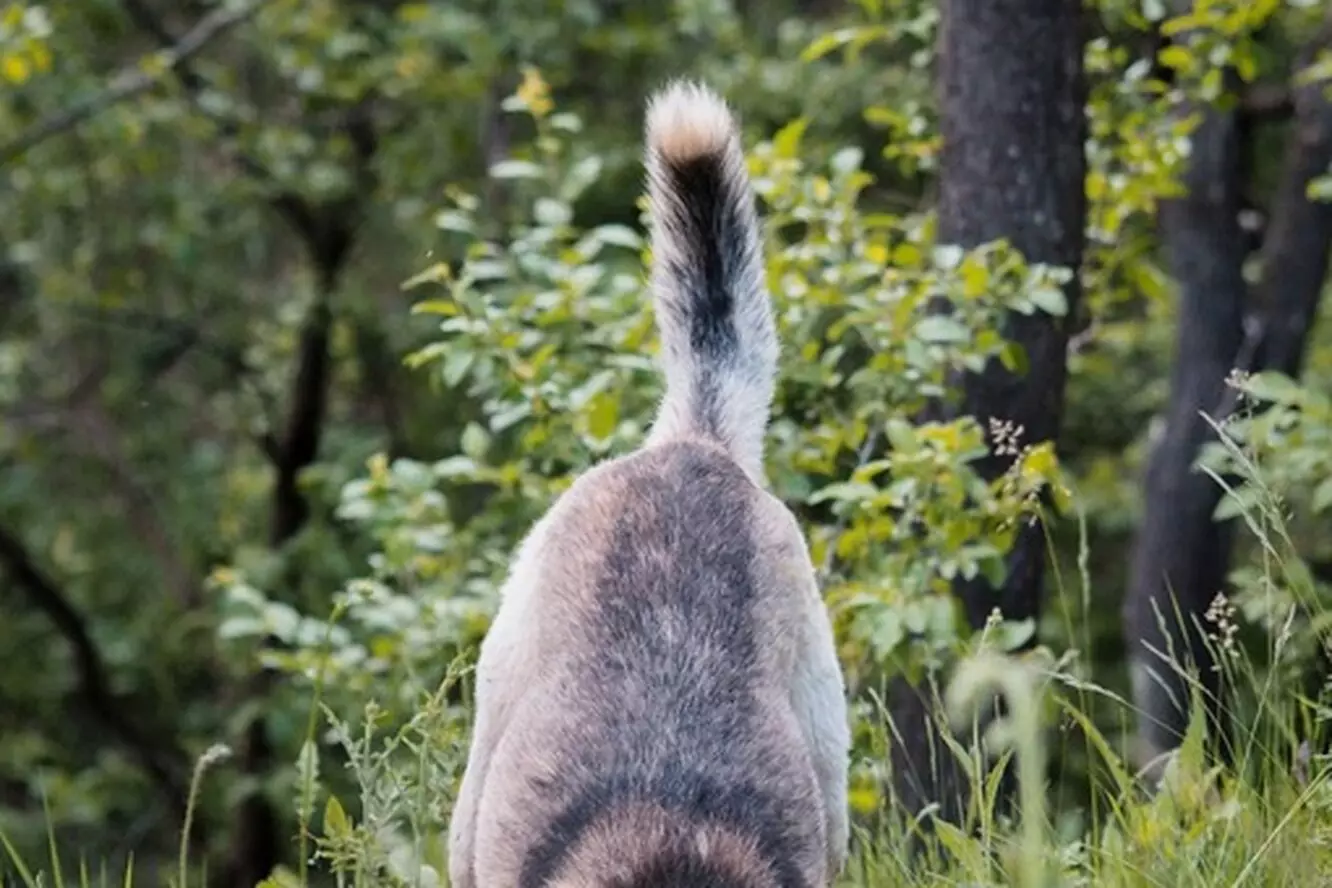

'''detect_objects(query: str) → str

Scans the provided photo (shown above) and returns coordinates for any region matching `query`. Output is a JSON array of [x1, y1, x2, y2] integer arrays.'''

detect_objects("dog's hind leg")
[[446, 518, 551, 888], [782, 520, 852, 880]]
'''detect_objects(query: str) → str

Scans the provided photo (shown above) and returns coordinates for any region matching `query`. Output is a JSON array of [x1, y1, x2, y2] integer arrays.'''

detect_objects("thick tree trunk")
[[889, 0, 1087, 824], [1124, 19, 1332, 781], [1123, 99, 1247, 777]]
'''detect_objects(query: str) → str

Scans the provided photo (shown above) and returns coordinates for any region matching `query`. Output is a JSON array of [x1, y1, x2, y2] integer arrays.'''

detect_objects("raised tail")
[[643, 80, 778, 480]]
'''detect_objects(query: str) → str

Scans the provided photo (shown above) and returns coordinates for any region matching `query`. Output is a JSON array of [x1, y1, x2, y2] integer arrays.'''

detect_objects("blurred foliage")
[[0, 0, 1331, 883]]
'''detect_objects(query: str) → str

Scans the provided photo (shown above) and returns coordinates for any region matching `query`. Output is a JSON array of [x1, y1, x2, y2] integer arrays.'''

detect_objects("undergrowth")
[[5, 457, 1332, 888]]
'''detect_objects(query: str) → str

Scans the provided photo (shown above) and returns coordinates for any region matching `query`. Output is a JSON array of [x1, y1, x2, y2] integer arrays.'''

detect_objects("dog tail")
[[643, 80, 778, 480]]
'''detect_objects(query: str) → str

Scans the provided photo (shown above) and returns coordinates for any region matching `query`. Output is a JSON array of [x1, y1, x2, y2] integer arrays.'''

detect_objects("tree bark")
[[1123, 97, 1247, 777], [890, 0, 1087, 824], [1124, 17, 1332, 782]]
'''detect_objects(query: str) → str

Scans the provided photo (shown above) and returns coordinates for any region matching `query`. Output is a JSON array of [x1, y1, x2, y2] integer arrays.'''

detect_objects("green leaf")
[[441, 350, 475, 387], [771, 117, 809, 159], [999, 342, 1029, 375], [466, 259, 510, 282], [461, 422, 491, 460], [808, 481, 879, 506], [585, 392, 619, 440], [932, 244, 964, 270], [981, 555, 1007, 590], [884, 417, 917, 453], [434, 455, 479, 478], [800, 28, 858, 63], [830, 146, 863, 176], [218, 616, 266, 640], [595, 224, 643, 250], [434, 210, 475, 234], [1307, 173, 1332, 202], [1029, 284, 1068, 316], [563, 155, 603, 201], [323, 795, 351, 838], [1243, 371, 1304, 406], [489, 159, 543, 180], [295, 741, 320, 809], [915, 315, 970, 344], [256, 867, 303, 888], [548, 112, 583, 132], [1158, 45, 1195, 74], [534, 198, 572, 227], [991, 617, 1036, 652], [869, 608, 905, 657], [1213, 483, 1262, 521], [1312, 477, 1332, 514], [960, 257, 989, 298]]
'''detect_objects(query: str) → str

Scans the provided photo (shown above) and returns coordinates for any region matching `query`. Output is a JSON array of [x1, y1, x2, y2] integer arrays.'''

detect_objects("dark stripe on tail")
[[658, 151, 745, 362]]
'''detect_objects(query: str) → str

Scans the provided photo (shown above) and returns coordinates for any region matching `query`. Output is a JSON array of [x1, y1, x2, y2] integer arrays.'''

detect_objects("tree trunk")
[[1123, 97, 1247, 778], [890, 0, 1087, 824], [1124, 17, 1332, 782]]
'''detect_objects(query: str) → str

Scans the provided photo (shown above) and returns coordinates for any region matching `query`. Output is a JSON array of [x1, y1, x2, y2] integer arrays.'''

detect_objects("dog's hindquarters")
[[465, 444, 835, 888], [643, 82, 777, 481]]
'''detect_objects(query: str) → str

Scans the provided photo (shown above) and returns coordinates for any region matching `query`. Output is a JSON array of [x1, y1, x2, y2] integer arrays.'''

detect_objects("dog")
[[446, 80, 850, 888]]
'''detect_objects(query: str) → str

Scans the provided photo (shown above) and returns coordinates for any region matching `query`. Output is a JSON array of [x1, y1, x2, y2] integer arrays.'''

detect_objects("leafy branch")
[[0, 0, 265, 165]]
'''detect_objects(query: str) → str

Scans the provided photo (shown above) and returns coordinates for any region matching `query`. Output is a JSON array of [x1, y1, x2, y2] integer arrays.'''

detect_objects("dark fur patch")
[[518, 443, 809, 888], [521, 769, 805, 888], [604, 840, 759, 888], [658, 152, 752, 437], [660, 152, 744, 361]]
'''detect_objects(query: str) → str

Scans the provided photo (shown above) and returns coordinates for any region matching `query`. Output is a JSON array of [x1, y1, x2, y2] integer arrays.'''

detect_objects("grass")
[[5, 429, 1332, 888], [7, 641, 1329, 887]]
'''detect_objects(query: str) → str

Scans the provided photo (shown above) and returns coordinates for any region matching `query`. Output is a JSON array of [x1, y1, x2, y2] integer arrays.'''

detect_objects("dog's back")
[[448, 82, 849, 888]]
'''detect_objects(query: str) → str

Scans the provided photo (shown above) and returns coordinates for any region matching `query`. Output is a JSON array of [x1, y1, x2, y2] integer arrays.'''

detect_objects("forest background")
[[4, 0, 1332, 885]]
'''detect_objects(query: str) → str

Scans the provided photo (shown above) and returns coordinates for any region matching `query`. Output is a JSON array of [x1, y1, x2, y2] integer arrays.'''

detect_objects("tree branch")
[[114, 0, 327, 242], [49, 302, 287, 461], [0, 522, 189, 814], [1250, 17, 1332, 378], [0, 1, 263, 165], [270, 300, 333, 543]]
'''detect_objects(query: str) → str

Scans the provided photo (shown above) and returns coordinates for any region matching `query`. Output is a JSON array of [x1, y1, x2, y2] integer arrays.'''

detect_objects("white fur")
[[645, 81, 738, 166]]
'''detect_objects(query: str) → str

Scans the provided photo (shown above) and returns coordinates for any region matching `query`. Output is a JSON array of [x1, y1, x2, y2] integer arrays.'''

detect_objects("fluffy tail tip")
[[645, 80, 740, 166]]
